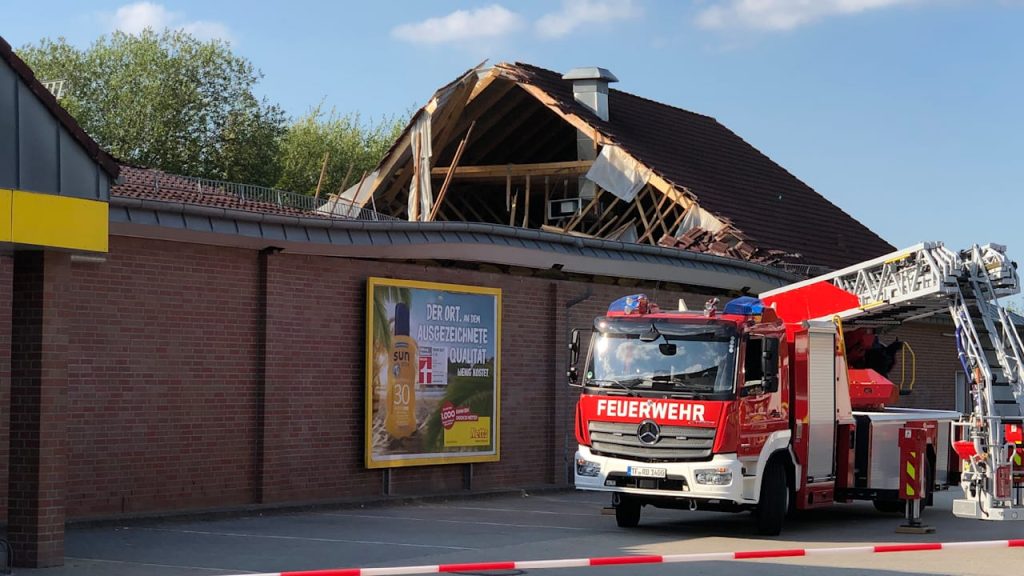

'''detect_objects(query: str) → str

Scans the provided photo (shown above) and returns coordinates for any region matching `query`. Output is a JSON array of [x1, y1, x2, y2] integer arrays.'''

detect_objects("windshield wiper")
[[651, 373, 719, 398], [653, 366, 719, 381], [587, 378, 643, 396]]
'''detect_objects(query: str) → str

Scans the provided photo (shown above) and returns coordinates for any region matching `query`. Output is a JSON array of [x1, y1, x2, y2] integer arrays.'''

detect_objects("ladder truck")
[[568, 242, 1024, 533], [764, 242, 1024, 521]]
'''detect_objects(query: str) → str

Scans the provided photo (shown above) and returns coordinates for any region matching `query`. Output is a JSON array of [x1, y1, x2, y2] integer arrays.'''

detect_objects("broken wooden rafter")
[[635, 188, 654, 244], [428, 121, 476, 222], [607, 219, 637, 241], [522, 175, 531, 228], [512, 81, 609, 148], [563, 187, 604, 233], [637, 190, 672, 245], [584, 196, 621, 236], [594, 199, 638, 239], [430, 65, 482, 156]]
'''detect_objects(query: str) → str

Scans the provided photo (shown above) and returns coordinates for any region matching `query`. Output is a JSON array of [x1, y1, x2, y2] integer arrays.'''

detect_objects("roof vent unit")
[[547, 197, 582, 221], [562, 67, 618, 121], [562, 67, 618, 203]]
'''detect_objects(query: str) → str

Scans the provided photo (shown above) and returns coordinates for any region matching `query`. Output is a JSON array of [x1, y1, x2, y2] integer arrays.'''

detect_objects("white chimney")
[[562, 67, 618, 202]]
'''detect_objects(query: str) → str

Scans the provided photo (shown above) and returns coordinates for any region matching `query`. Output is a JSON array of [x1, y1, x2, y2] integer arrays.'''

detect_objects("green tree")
[[18, 30, 286, 186], [276, 104, 404, 196]]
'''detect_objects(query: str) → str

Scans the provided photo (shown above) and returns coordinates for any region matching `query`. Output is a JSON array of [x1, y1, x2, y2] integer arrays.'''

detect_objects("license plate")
[[627, 466, 667, 479]]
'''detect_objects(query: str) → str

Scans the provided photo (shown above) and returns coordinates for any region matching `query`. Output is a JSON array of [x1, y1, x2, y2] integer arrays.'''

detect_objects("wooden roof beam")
[[430, 72, 479, 158], [470, 104, 555, 164], [434, 79, 518, 164], [430, 160, 593, 179], [460, 91, 534, 162]]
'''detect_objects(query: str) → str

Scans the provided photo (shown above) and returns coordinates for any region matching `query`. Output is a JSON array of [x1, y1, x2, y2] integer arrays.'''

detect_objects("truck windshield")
[[585, 320, 738, 399]]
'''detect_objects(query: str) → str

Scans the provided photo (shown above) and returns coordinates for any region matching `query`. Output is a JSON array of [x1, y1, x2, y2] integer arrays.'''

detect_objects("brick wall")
[[888, 322, 960, 410], [65, 237, 259, 517], [10, 252, 71, 567], [0, 256, 13, 520]]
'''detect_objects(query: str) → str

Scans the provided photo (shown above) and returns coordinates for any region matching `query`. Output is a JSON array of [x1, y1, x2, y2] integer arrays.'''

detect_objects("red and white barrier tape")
[[240, 539, 1024, 576]]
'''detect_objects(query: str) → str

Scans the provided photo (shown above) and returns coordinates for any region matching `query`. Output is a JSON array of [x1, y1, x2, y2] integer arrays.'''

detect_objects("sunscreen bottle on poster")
[[386, 303, 418, 439]]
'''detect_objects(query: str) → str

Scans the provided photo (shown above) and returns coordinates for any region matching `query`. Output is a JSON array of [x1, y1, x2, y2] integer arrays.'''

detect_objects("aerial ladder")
[[762, 242, 1024, 520]]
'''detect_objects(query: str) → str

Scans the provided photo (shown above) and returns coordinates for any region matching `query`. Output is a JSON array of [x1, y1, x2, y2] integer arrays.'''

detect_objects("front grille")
[[604, 473, 689, 491], [588, 421, 715, 462]]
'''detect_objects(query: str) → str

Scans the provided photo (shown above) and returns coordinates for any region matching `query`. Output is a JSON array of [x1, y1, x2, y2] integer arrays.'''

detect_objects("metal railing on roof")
[[147, 171, 398, 222]]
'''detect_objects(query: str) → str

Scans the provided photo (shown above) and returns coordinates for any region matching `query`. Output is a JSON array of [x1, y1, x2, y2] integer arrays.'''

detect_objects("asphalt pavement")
[[19, 487, 1024, 576]]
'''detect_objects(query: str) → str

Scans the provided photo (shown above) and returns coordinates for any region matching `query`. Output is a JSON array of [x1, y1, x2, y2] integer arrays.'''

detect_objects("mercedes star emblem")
[[637, 419, 661, 445]]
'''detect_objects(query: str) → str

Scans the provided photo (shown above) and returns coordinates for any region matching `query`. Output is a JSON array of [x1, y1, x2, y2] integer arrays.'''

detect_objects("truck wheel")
[[756, 459, 787, 536], [615, 498, 641, 528]]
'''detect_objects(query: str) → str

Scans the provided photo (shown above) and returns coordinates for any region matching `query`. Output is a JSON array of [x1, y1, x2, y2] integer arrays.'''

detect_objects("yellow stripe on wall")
[[0, 189, 12, 242], [6, 189, 108, 253]]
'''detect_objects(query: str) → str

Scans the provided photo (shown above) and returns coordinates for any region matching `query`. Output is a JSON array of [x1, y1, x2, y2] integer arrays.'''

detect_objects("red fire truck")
[[569, 243, 1024, 534]]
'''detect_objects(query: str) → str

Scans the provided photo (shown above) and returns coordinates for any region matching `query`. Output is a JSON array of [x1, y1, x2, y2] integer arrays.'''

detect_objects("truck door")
[[739, 335, 785, 460]]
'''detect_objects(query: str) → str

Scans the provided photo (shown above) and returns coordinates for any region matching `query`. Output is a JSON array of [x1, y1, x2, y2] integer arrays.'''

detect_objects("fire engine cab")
[[569, 242, 1024, 534]]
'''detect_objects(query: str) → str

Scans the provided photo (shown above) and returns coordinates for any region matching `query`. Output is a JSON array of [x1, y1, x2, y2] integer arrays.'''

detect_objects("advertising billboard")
[[365, 277, 501, 468]]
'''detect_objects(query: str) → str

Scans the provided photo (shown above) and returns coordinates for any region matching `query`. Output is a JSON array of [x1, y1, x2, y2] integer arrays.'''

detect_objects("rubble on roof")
[[657, 226, 795, 266]]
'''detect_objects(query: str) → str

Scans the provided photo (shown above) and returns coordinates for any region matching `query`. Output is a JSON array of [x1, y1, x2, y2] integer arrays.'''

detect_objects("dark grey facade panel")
[[282, 225, 307, 242], [0, 62, 16, 189], [520, 239, 542, 251], [388, 231, 411, 245], [261, 223, 286, 241], [129, 207, 159, 226], [17, 82, 59, 194], [306, 228, 330, 244], [155, 211, 187, 229], [236, 220, 261, 238], [59, 129, 101, 199], [109, 205, 129, 222], [184, 214, 213, 231], [347, 230, 373, 245], [325, 229, 347, 244], [1, 59, 112, 198], [211, 218, 238, 235]]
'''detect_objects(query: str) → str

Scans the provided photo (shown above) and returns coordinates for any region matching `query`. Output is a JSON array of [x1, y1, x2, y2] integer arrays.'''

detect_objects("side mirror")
[[567, 366, 580, 386], [568, 329, 583, 387], [762, 338, 780, 393], [569, 328, 581, 367], [741, 380, 764, 397]]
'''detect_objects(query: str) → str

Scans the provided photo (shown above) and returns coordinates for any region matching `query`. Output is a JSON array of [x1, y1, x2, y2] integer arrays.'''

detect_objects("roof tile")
[[113, 165, 323, 219]]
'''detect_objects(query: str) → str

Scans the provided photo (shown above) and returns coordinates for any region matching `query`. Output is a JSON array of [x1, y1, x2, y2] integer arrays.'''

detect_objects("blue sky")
[[4, 1, 1024, 300]]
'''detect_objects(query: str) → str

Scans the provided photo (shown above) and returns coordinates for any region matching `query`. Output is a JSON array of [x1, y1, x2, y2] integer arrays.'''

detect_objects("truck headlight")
[[576, 458, 601, 477], [695, 468, 732, 485]]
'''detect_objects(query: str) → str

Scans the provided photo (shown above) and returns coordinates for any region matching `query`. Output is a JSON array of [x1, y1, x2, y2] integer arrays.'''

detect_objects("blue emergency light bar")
[[723, 296, 764, 316], [608, 294, 653, 315]]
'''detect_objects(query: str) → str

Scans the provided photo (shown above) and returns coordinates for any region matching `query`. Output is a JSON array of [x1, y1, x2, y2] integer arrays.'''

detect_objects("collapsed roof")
[[341, 62, 894, 272]]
